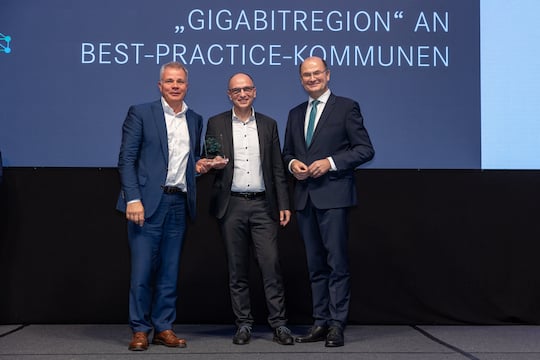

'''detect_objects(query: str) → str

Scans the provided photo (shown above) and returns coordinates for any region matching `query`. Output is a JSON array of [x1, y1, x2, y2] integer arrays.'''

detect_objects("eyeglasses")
[[301, 69, 328, 79], [228, 86, 255, 95]]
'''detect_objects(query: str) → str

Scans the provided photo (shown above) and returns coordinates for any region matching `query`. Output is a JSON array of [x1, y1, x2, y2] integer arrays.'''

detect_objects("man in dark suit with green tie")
[[283, 56, 374, 347]]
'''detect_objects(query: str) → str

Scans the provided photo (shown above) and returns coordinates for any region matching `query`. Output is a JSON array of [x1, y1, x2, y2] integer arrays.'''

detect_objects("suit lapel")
[[256, 114, 266, 163], [222, 112, 234, 161], [185, 110, 197, 153], [218, 113, 235, 185], [184, 110, 197, 191], [310, 94, 336, 146], [152, 101, 169, 165], [298, 102, 309, 150]]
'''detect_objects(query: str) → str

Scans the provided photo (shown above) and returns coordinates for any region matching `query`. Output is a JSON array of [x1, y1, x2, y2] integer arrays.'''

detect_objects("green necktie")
[[306, 100, 319, 146]]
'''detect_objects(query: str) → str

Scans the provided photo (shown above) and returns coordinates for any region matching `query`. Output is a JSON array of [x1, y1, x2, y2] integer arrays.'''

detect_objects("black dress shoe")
[[232, 325, 252, 345], [325, 326, 344, 347], [273, 326, 294, 345], [295, 325, 328, 343]]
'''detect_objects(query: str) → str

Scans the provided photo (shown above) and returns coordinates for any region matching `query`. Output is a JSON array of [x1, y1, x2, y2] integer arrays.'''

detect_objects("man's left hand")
[[308, 159, 331, 178], [279, 210, 291, 227]]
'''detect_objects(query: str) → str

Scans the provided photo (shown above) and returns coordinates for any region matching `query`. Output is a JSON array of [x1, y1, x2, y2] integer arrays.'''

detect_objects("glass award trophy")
[[204, 134, 225, 159]]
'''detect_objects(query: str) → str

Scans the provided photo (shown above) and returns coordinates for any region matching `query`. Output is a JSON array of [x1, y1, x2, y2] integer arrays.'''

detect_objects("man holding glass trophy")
[[196, 73, 293, 346]]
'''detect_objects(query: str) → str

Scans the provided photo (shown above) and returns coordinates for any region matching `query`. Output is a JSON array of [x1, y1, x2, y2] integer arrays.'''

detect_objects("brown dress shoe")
[[128, 332, 148, 351], [152, 329, 187, 348]]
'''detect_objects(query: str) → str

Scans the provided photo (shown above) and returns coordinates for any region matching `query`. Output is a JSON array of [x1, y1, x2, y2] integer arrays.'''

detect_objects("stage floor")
[[1, 324, 539, 359]]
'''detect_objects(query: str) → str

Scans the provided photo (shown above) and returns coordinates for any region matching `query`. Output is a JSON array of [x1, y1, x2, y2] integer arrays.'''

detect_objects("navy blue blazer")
[[282, 93, 374, 210], [116, 100, 203, 220]]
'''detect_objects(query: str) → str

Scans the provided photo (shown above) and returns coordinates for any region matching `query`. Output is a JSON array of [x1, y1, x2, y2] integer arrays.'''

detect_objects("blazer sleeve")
[[268, 118, 290, 211], [118, 105, 144, 202], [331, 100, 374, 171]]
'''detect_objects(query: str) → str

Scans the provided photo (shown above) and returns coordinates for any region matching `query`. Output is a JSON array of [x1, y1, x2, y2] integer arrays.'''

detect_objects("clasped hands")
[[291, 159, 330, 180], [196, 156, 229, 174]]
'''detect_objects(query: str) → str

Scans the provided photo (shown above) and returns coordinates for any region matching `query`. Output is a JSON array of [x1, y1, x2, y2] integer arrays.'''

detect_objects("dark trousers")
[[127, 192, 186, 333], [219, 196, 287, 329], [297, 200, 350, 329]]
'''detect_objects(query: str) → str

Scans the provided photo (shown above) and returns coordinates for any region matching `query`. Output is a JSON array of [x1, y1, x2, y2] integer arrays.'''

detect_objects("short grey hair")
[[159, 61, 189, 81]]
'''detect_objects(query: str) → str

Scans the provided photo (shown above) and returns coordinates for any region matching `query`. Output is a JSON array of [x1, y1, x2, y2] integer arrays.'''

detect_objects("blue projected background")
[[0, 0, 536, 169]]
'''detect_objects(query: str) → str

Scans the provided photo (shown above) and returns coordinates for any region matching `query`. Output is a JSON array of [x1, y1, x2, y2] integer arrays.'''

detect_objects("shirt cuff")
[[288, 159, 296, 173], [327, 157, 337, 171], [289, 158, 337, 171]]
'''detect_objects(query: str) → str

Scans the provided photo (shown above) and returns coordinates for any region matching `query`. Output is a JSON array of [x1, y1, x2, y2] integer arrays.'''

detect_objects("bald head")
[[227, 73, 257, 118]]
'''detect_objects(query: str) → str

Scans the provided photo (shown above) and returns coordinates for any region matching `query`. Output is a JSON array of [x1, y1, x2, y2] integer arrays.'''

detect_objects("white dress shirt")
[[288, 89, 337, 172], [230, 108, 265, 193], [162, 97, 190, 191], [304, 89, 331, 139]]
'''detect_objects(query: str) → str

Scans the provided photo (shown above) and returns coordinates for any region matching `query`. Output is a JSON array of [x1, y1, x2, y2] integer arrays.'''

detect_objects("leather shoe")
[[295, 325, 328, 343], [152, 329, 187, 348], [128, 332, 148, 351], [325, 326, 344, 347], [232, 325, 252, 345], [273, 326, 294, 345]]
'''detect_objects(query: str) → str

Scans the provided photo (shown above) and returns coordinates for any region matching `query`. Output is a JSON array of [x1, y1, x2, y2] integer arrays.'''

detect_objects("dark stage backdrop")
[[1, 168, 540, 325]]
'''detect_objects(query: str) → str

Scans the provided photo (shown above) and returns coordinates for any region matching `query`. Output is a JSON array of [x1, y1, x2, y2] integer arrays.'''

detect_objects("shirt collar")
[[232, 107, 255, 123], [161, 97, 188, 116], [309, 89, 331, 105]]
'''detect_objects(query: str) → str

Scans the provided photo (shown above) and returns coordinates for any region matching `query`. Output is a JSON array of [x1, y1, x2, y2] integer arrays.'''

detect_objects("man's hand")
[[196, 156, 229, 174], [210, 156, 229, 169], [291, 160, 310, 180], [279, 210, 291, 227], [126, 201, 145, 226], [196, 158, 212, 174], [308, 159, 331, 178]]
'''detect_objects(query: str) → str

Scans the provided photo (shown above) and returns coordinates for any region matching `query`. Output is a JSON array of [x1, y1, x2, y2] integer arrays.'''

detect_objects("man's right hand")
[[291, 159, 310, 180], [126, 201, 145, 226]]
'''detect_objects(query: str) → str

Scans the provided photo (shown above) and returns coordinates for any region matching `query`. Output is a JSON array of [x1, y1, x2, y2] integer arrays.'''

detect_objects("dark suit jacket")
[[116, 100, 203, 220], [282, 93, 374, 210], [204, 110, 290, 220]]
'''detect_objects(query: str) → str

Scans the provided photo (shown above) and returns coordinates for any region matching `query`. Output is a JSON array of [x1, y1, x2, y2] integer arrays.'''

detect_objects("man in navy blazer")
[[283, 56, 374, 347], [117, 62, 208, 351]]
